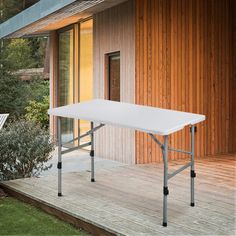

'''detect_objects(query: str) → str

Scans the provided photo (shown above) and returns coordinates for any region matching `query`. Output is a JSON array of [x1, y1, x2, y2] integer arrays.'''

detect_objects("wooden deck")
[[1, 154, 235, 235]]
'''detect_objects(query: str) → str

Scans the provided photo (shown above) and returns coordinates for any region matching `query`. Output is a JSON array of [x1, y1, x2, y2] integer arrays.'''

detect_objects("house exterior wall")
[[93, 0, 135, 164], [231, 0, 236, 152], [48, 0, 234, 164], [135, 0, 235, 163]]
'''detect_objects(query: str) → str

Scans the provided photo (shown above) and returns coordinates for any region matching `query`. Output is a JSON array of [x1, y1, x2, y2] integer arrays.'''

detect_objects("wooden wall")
[[135, 0, 234, 163], [231, 0, 236, 152], [93, 0, 135, 164]]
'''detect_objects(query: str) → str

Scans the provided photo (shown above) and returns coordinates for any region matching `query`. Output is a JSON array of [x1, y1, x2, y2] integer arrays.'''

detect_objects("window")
[[106, 52, 120, 102], [79, 19, 93, 143], [58, 28, 74, 143], [57, 20, 93, 146]]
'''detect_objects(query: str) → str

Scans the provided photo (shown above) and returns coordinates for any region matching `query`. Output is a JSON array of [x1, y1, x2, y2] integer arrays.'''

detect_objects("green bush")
[[0, 120, 54, 180], [25, 96, 49, 128]]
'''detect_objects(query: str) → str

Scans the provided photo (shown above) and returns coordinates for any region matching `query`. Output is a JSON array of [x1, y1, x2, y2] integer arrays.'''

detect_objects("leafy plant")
[[0, 120, 54, 180], [25, 96, 49, 128]]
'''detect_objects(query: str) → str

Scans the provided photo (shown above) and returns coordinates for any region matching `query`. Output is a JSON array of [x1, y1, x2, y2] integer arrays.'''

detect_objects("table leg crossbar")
[[57, 118, 105, 196], [149, 125, 196, 227]]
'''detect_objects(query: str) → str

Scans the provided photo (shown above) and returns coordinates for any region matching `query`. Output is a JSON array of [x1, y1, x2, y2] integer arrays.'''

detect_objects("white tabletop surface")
[[48, 99, 205, 135]]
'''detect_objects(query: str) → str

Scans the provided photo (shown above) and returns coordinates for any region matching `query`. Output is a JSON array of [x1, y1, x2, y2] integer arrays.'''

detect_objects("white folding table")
[[48, 99, 205, 227]]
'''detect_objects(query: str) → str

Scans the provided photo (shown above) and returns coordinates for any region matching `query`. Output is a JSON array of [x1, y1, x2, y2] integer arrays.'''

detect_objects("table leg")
[[57, 117, 62, 196], [163, 135, 169, 227], [190, 125, 196, 206], [90, 122, 95, 182]]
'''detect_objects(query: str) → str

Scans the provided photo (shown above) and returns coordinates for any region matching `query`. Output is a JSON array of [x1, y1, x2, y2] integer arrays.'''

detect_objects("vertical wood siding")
[[93, 0, 135, 164], [231, 0, 236, 152], [135, 0, 234, 163], [230, 0, 236, 152]]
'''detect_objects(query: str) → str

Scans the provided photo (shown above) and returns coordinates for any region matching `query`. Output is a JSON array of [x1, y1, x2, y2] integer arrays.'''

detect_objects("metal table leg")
[[90, 122, 95, 182], [162, 135, 169, 227], [190, 125, 196, 206], [57, 117, 62, 196]]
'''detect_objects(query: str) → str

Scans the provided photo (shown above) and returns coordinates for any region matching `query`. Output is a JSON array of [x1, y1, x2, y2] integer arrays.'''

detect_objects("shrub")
[[25, 96, 49, 128], [0, 120, 54, 180]]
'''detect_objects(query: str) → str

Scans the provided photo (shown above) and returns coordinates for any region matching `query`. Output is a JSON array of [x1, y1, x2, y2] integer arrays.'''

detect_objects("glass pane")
[[109, 53, 120, 101], [79, 19, 93, 144], [58, 29, 74, 143]]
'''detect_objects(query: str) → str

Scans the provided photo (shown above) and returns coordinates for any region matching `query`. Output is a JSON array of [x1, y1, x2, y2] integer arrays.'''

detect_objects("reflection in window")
[[79, 19, 93, 143], [108, 52, 120, 102], [58, 29, 74, 143]]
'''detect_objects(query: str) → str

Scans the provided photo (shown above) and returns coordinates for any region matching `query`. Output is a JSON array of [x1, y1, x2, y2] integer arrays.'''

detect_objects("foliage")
[[0, 0, 24, 24], [3, 39, 34, 70], [25, 96, 49, 128], [2, 38, 47, 70], [0, 2, 49, 121], [0, 69, 49, 120], [28, 37, 48, 68], [0, 1, 46, 70], [26, 77, 50, 102], [0, 198, 86, 235], [0, 120, 54, 180], [0, 67, 29, 117], [0, 0, 39, 24]]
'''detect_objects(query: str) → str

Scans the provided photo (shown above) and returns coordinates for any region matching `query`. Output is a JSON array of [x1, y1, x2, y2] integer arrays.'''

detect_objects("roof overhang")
[[0, 0, 127, 39]]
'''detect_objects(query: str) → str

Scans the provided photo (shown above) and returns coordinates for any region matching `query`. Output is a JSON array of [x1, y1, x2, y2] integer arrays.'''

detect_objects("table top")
[[48, 99, 205, 135]]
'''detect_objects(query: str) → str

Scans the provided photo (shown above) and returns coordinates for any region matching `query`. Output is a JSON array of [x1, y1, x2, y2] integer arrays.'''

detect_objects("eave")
[[0, 0, 127, 39]]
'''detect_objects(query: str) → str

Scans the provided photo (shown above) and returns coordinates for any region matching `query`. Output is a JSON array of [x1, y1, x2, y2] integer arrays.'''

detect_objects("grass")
[[0, 197, 88, 235]]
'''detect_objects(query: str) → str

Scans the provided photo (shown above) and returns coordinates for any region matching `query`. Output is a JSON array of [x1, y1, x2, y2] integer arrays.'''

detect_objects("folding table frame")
[[57, 117, 196, 227]]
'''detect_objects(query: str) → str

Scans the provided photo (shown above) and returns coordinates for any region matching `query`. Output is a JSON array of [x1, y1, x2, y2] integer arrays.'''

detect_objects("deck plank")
[[1, 155, 235, 235]]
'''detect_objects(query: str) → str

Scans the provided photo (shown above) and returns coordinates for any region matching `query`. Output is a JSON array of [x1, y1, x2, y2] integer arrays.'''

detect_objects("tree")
[[0, 0, 24, 24], [0, 0, 47, 70], [0, 66, 29, 117], [28, 37, 48, 68], [3, 39, 33, 70], [0, 0, 39, 24], [0, 0, 49, 120]]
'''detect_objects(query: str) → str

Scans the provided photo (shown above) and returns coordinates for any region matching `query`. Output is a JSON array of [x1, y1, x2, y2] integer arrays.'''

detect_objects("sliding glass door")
[[79, 19, 93, 144], [58, 28, 74, 143], [57, 19, 93, 146]]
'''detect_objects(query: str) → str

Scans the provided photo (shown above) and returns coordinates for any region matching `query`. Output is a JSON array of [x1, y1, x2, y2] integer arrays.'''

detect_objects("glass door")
[[57, 20, 93, 147], [79, 19, 93, 144], [58, 28, 74, 144]]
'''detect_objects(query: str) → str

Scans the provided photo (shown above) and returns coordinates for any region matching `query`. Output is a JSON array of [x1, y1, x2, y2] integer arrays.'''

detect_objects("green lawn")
[[0, 197, 88, 235]]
